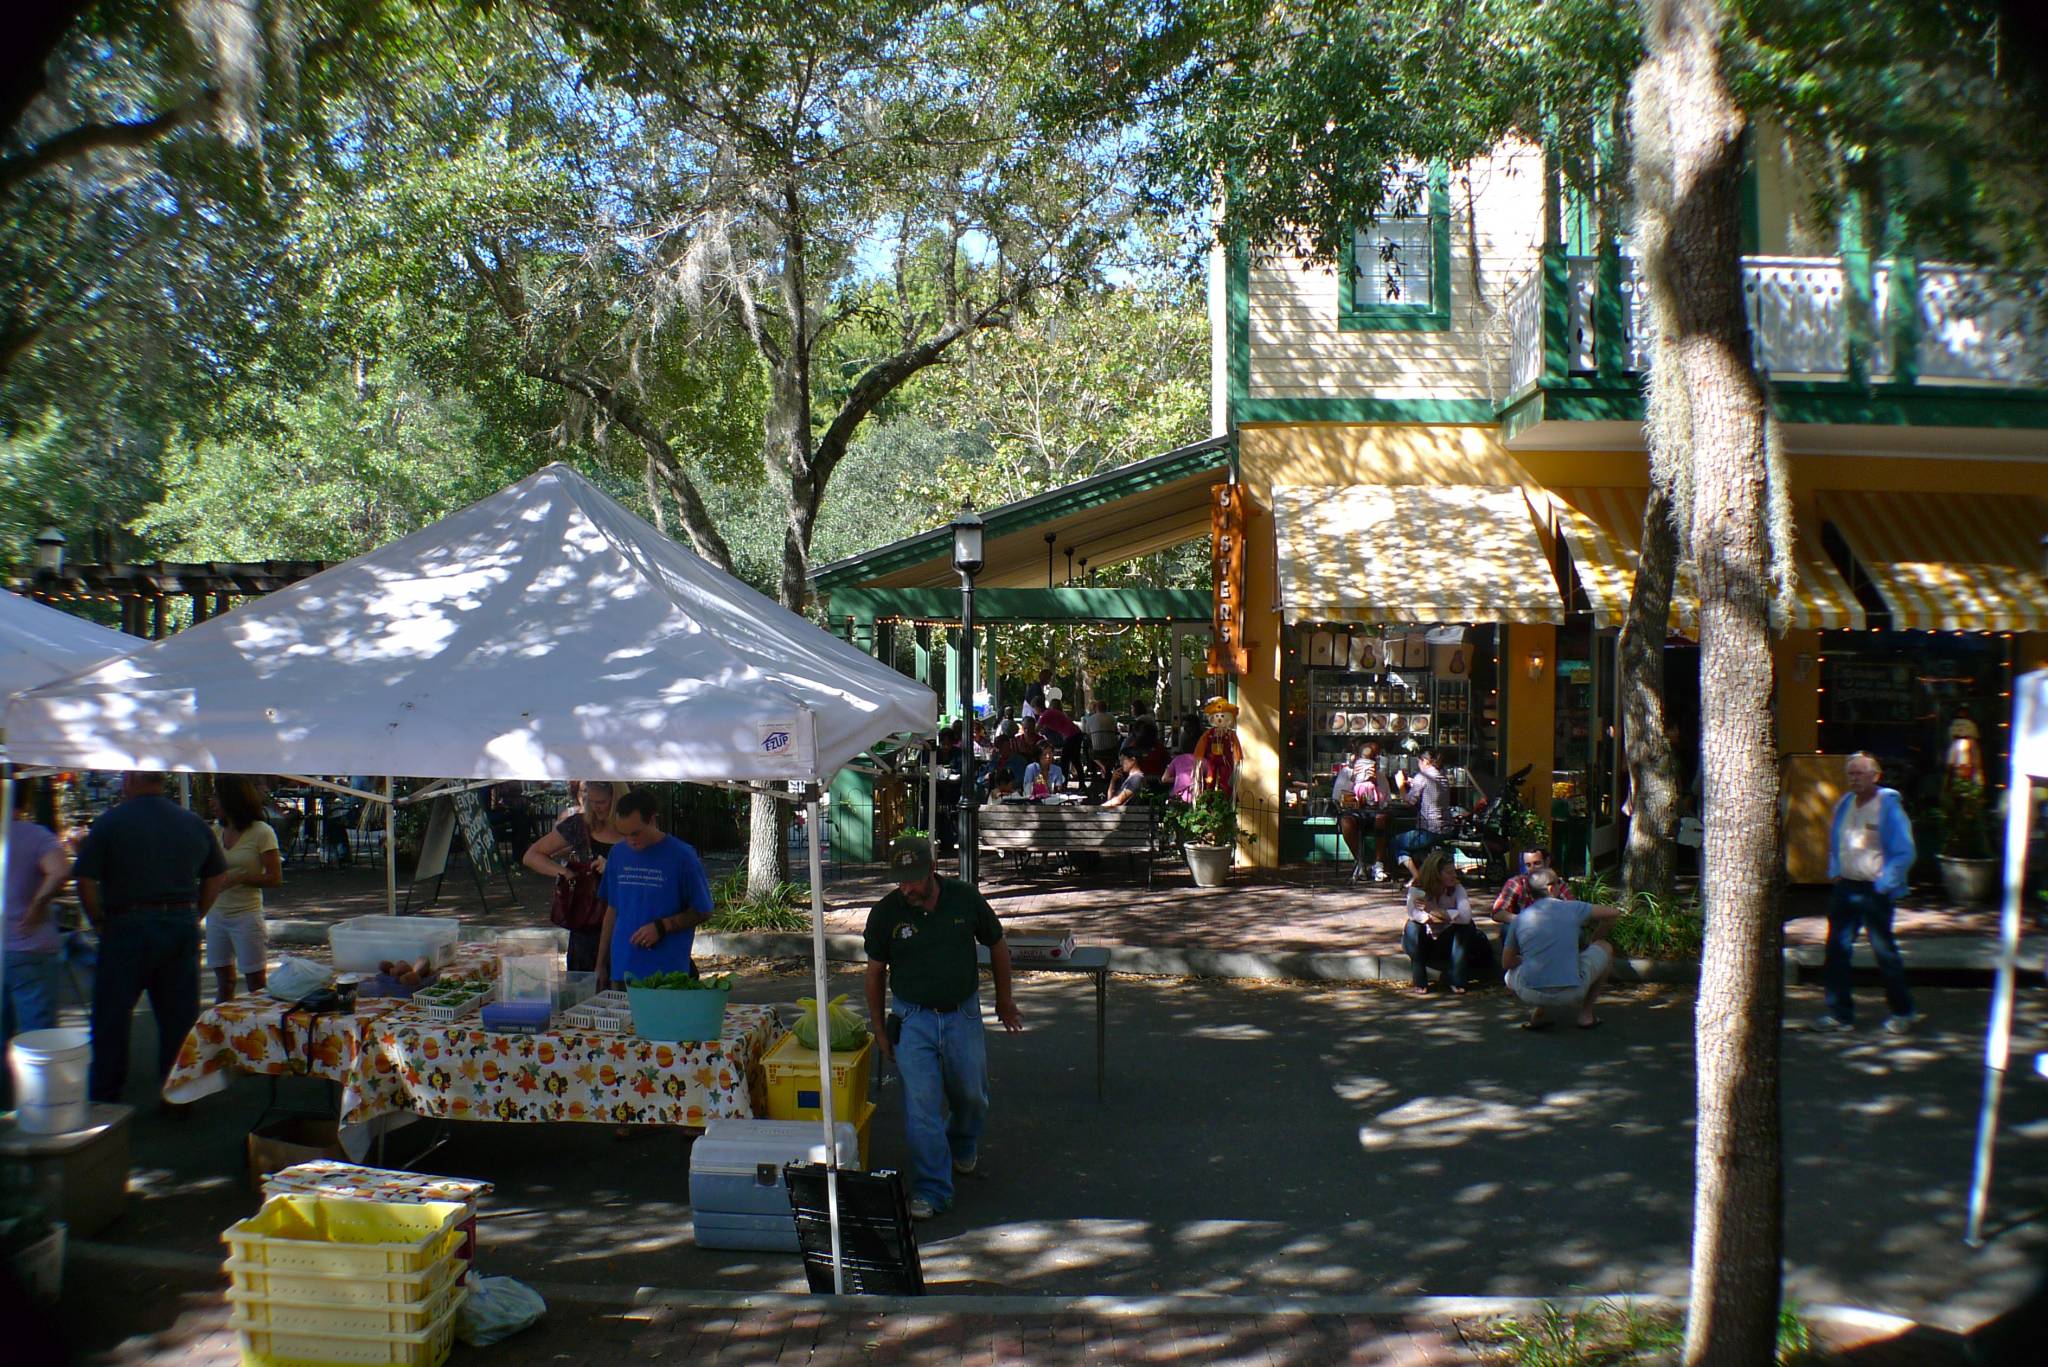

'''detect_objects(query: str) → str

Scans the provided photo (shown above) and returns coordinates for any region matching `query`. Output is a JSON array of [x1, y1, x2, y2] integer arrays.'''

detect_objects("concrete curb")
[[269, 921, 2039, 987], [64, 1241, 1922, 1339]]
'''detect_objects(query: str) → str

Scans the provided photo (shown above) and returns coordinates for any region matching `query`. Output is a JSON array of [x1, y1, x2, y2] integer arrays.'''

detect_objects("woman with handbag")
[[522, 780, 622, 972]]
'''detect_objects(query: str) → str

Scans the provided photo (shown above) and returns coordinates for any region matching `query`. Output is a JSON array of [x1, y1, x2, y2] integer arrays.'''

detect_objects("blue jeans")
[[1402, 920, 1491, 990], [90, 911, 201, 1103], [1390, 828, 1438, 872], [893, 997, 990, 1208], [4, 949, 63, 1040], [1824, 880, 1915, 1024]]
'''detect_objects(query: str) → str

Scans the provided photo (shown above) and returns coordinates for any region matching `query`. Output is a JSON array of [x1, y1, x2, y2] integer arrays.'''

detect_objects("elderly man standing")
[[73, 772, 228, 1104], [864, 837, 1022, 1221], [1817, 751, 1919, 1034]]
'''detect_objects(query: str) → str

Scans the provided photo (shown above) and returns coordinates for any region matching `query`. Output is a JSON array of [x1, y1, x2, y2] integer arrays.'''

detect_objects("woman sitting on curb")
[[1402, 849, 1492, 996]]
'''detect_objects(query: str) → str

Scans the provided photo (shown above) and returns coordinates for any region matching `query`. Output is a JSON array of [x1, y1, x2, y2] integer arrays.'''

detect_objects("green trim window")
[[1339, 167, 1451, 332]]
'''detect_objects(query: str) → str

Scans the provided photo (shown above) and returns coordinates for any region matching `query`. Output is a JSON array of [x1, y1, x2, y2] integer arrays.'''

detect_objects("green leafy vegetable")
[[627, 971, 734, 992]]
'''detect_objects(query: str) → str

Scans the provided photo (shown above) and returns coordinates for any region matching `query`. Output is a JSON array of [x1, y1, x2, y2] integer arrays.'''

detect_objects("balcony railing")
[[1509, 253, 2048, 393]]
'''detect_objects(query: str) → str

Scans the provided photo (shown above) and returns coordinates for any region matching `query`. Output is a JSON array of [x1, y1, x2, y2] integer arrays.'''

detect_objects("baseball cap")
[[889, 836, 934, 880]]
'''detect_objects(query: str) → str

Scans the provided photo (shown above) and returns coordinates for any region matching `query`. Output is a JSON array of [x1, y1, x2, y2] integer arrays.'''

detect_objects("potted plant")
[[1937, 779, 2000, 905], [1167, 790, 1239, 888]]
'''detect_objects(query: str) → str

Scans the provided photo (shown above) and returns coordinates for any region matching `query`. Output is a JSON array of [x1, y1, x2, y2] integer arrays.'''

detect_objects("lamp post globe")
[[32, 525, 66, 580], [951, 503, 984, 885]]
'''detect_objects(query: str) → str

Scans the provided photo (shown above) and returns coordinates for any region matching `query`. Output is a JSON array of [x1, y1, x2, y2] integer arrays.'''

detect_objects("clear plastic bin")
[[328, 917, 461, 975], [498, 955, 560, 1004]]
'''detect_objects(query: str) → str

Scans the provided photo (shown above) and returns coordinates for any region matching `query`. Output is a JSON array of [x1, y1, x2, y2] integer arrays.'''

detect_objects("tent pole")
[[805, 791, 844, 1295], [384, 778, 398, 917], [0, 765, 13, 1032], [928, 735, 940, 842], [1966, 772, 2035, 1245]]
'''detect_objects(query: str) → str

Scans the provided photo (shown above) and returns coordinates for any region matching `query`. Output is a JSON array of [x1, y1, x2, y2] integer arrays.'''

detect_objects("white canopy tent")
[[0, 588, 144, 1074], [0, 588, 141, 700], [1966, 667, 2048, 1245], [3, 464, 936, 1289]]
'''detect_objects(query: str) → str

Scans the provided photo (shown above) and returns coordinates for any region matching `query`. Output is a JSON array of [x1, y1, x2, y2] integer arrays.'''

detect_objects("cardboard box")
[[246, 1116, 343, 1190], [0, 1103, 131, 1237]]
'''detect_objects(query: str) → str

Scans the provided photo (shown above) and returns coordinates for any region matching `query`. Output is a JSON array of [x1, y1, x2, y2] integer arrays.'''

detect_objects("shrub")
[[1165, 790, 1238, 846], [705, 870, 810, 933]]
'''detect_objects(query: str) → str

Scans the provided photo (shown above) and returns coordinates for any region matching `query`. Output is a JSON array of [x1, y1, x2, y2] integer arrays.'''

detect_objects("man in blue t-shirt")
[[1501, 869, 1624, 1030], [594, 790, 714, 989]]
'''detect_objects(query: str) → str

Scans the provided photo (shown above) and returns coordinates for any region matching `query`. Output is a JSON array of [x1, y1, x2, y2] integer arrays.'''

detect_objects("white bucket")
[[9, 1028, 91, 1135]]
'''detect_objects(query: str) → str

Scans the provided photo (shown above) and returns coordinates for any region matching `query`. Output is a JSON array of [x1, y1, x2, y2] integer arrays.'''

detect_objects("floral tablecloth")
[[347, 1005, 776, 1134], [162, 944, 502, 1104]]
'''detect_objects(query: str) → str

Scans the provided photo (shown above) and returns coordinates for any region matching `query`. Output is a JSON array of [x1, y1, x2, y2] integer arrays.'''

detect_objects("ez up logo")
[[762, 730, 790, 752], [758, 722, 798, 758]]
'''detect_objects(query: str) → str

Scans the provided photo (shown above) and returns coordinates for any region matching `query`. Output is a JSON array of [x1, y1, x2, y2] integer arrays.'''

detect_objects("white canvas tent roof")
[[0, 589, 139, 700], [1, 464, 935, 780]]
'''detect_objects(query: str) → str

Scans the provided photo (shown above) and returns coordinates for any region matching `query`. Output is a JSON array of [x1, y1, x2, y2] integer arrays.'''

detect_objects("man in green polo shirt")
[[864, 836, 1022, 1221]]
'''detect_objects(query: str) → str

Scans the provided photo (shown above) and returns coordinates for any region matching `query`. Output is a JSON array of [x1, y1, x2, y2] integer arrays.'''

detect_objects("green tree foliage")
[[131, 358, 533, 561]]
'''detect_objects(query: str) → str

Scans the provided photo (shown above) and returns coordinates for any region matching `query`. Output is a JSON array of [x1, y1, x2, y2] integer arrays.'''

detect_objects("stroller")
[[1454, 762, 1535, 883]]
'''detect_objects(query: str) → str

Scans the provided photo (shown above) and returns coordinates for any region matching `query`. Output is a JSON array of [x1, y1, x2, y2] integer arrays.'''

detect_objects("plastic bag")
[[264, 957, 333, 1002], [793, 994, 869, 1050], [455, 1274, 546, 1346]]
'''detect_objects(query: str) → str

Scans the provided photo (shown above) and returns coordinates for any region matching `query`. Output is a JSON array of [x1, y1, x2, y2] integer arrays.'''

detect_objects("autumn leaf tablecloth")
[[347, 1004, 776, 1135]]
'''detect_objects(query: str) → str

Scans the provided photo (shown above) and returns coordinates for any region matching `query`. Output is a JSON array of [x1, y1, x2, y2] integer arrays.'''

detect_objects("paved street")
[[36, 959, 2048, 1364]]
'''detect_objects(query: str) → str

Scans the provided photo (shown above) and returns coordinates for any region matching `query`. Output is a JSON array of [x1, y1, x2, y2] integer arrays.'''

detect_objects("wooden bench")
[[976, 802, 1166, 888]]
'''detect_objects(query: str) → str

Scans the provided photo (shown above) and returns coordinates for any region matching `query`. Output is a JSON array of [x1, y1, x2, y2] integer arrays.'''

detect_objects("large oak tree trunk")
[[1632, 0, 1785, 1361], [1619, 485, 1680, 902]]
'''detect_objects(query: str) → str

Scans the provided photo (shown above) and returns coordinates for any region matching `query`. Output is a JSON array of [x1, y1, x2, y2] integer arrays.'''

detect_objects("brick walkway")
[[267, 856, 2007, 961], [54, 1260, 1481, 1367]]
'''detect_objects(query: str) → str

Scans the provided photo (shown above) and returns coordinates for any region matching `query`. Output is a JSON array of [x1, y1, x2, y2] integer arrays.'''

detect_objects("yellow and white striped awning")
[[1820, 490, 2048, 632], [1271, 484, 1564, 625], [1547, 487, 1865, 634]]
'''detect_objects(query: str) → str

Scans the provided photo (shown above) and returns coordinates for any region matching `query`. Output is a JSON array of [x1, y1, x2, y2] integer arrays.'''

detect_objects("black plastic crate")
[[783, 1164, 923, 1295]]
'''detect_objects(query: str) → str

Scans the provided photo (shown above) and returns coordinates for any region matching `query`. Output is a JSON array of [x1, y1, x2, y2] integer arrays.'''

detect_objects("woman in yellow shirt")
[[209, 776, 282, 1003]]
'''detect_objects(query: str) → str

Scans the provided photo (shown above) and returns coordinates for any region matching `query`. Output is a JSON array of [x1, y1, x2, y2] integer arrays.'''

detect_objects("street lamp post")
[[953, 503, 985, 886], [32, 527, 66, 594]]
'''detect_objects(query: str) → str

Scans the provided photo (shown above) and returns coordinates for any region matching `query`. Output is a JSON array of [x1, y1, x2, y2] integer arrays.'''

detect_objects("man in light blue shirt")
[[1816, 751, 1918, 1034], [1501, 870, 1623, 1030]]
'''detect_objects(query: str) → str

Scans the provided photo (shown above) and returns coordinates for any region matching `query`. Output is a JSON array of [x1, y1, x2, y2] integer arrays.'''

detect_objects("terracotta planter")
[[1185, 842, 1232, 888], [1938, 855, 2001, 906]]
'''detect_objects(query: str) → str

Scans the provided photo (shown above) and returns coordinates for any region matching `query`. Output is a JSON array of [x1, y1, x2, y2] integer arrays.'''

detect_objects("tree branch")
[[0, 89, 221, 192]]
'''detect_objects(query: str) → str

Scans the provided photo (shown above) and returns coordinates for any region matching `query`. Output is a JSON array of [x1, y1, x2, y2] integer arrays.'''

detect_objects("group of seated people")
[[1331, 741, 1452, 883], [923, 686, 1205, 850], [1401, 843, 1623, 1028]]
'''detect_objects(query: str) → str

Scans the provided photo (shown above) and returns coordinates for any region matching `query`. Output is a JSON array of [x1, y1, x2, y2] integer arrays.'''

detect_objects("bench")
[[976, 802, 1166, 888]]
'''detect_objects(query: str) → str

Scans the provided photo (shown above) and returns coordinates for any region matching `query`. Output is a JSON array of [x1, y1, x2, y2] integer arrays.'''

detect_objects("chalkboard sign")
[[1826, 660, 1915, 724], [453, 789, 503, 875]]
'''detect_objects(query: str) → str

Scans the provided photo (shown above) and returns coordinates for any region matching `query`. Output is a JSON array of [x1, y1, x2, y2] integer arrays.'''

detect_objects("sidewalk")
[[263, 857, 2037, 983]]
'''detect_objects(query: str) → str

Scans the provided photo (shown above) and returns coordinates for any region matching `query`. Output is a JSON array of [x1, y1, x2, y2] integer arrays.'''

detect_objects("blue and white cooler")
[[689, 1117, 861, 1252]]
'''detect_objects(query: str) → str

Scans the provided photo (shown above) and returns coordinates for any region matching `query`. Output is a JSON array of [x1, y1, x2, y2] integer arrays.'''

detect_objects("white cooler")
[[328, 916, 461, 974], [689, 1118, 860, 1252]]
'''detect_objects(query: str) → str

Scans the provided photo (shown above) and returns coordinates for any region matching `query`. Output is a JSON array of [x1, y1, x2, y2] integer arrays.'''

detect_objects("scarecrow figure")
[[1193, 696, 1242, 793]]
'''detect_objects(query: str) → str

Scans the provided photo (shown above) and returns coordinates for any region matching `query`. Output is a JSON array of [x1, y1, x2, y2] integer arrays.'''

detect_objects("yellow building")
[[1219, 140, 2048, 871]]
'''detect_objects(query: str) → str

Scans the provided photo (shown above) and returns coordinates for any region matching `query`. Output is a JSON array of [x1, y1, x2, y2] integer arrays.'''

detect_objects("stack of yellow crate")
[[220, 1194, 467, 1366], [763, 1032, 877, 1165]]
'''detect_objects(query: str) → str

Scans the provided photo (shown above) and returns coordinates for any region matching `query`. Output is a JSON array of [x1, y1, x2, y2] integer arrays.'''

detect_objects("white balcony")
[[1505, 254, 2048, 397]]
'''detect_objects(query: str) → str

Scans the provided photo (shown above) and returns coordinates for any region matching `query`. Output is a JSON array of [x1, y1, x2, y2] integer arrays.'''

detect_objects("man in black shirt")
[[73, 772, 228, 1103]]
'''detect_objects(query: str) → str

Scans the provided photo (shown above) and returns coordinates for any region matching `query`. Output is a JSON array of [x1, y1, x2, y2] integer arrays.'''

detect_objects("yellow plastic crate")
[[226, 1264, 462, 1336], [763, 1033, 872, 1123], [232, 1290, 462, 1367], [223, 1196, 465, 1279], [223, 1250, 460, 1309]]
